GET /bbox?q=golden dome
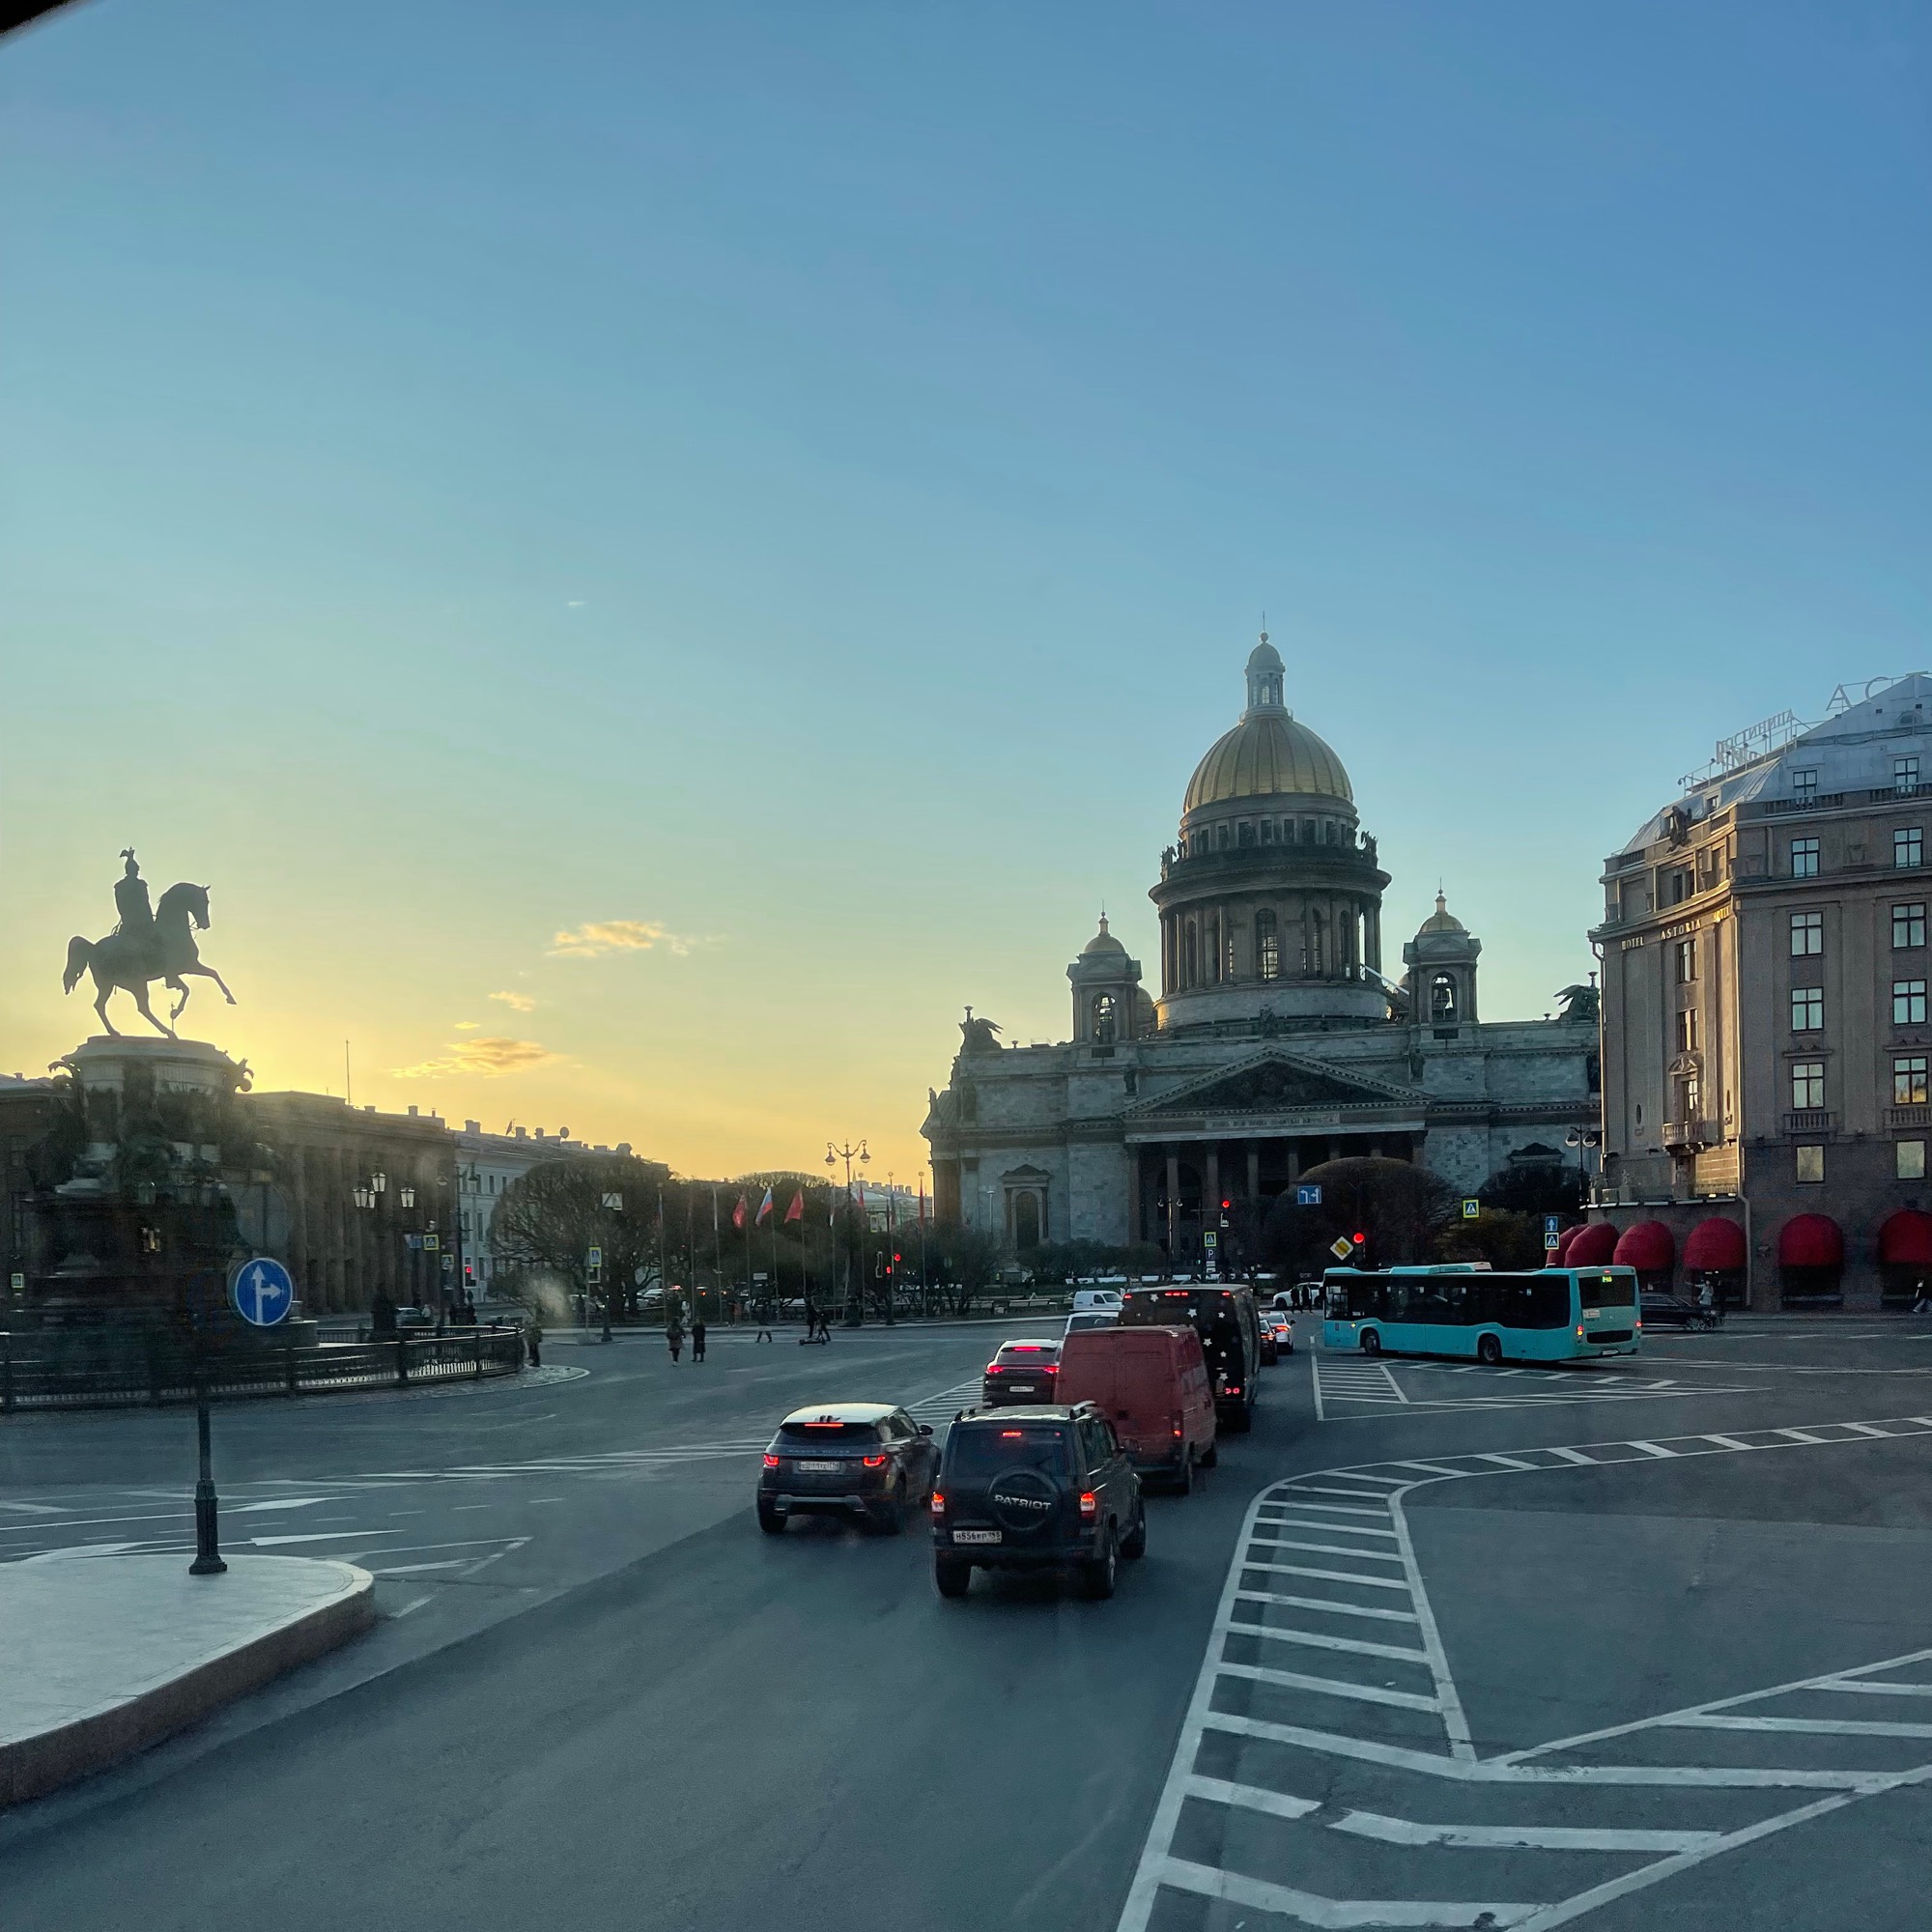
[1183,711,1353,812]
[1418,890,1465,934]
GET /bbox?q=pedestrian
[754,1298,774,1343]
[814,1306,833,1344]
[525,1312,543,1368]
[667,1315,684,1363]
[1914,1276,1932,1315]
[692,1315,707,1363]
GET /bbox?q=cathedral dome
[1417,891,1465,935]
[1181,631,1353,813]
[1080,914,1127,956]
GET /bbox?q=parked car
[1056,1323,1216,1492]
[757,1402,938,1534]
[981,1338,1062,1406]
[931,1402,1144,1599]
[1121,1284,1263,1432]
[1639,1292,1717,1332]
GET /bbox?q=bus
[1321,1264,1641,1365]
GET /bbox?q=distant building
[0,1074,62,1314]
[923,637,1597,1264]
[454,1122,633,1293]
[1591,673,1932,1311]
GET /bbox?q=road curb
[0,1558,375,1810]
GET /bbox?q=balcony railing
[1888,1105,1932,1130]
[1782,1109,1835,1134]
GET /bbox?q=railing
[1888,1105,1932,1129]
[0,1329,525,1413]
[1782,1109,1835,1134]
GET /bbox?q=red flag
[784,1190,804,1224]
[731,1194,748,1230]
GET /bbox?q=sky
[3,1,1928,1183]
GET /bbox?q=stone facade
[1592,673,1932,1311]
[923,639,1599,1263]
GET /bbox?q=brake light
[1225,1384,1241,1397]
[1043,1364,1059,1375]
[1000,1429,1024,1437]
[802,1420,844,1429]
[1575,1325,1585,1338]
[930,1490,945,1516]
[862,1454,888,1467]
[985,1363,1003,1375]
[762,1453,780,1467]
[1173,1424,1182,1436]
[1079,1492,1098,1520]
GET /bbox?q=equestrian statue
[63,849,237,1037]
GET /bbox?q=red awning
[1565,1222,1619,1267]
[1778,1214,1843,1268]
[1682,1217,1747,1272]
[1613,1220,1676,1273]
[1879,1209,1932,1266]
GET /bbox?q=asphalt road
[7,1315,1932,1930]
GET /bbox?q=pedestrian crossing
[1313,1349,1753,1419]
[1118,1411,1932,1931]
[1313,1357,1408,1407]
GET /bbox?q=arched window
[1215,824,1230,850]
[1237,822,1255,847]
[1309,908,1326,976]
[1184,922,1198,987]
[1260,820,1274,843]
[1013,1192,1041,1250]
[1092,993,1118,1043]
[1207,915,1221,982]
[1432,973,1459,1022]
[1257,909,1280,981]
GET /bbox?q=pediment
[1126,1051,1419,1120]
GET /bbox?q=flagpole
[709,1186,720,1326]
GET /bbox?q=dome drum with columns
[923,635,1598,1267]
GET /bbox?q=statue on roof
[1555,981,1599,1026]
[959,1007,1004,1054]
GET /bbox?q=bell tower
[1067,915,1145,1046]
[1404,891,1481,1035]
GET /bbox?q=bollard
[285,1344,298,1395]
[396,1338,410,1386]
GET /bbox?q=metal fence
[0,1327,526,1413]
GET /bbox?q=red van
[1056,1324,1217,1493]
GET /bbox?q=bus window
[1586,1271,1636,1308]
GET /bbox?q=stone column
[1246,1140,1261,1201]
[1165,1145,1179,1255]
[1205,1143,1220,1215]
[1126,1149,1143,1245]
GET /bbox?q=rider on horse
[112,851,162,977]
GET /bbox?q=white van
[1072,1288,1123,1313]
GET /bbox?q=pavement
[4,1314,1932,1929]
[0,1551,372,1808]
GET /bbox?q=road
[6,1315,1932,1929]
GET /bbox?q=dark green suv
[930,1401,1145,1600]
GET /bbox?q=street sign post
[1297,1184,1322,1207]
[228,1256,294,1327]
[1329,1236,1354,1262]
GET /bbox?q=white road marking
[1151,1857,1537,1928]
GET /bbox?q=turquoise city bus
[1321,1264,1641,1365]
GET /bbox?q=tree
[918,1221,1004,1316]
[1476,1162,1582,1219]
[492,1153,670,1321]
[1261,1157,1457,1277]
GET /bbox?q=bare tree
[492,1153,669,1321]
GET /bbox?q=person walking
[813,1304,833,1345]
[754,1297,774,1343]
[801,1297,817,1346]
[667,1313,684,1363]
[525,1312,543,1368]
[691,1315,707,1363]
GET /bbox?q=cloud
[453,1021,481,1031]
[489,989,537,1012]
[392,1037,561,1079]
[548,919,694,959]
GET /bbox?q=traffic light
[1350,1230,1377,1271]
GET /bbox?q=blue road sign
[230,1256,295,1327]
[1544,1214,1561,1236]
[1296,1184,1322,1207]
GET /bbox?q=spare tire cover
[986,1467,1060,1533]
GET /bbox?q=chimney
[408,1105,419,1117]
[465,1120,481,1134]
[515,1126,527,1139]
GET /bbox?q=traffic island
[0,1551,374,1808]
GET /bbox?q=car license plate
[797,1460,841,1473]
[952,1529,1002,1545]
[1007,1383,1037,1395]
[1583,1308,1602,1321]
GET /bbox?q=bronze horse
[63,881,237,1037]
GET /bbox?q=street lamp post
[187,1268,225,1576]
[826,1139,869,1326]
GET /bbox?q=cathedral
[921,637,1599,1264]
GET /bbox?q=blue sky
[3,1,1927,1178]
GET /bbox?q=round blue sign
[230,1255,296,1326]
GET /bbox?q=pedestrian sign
[230,1256,295,1327]
[1296,1183,1322,1207]
[1462,1199,1480,1220]
[1329,1236,1354,1261]
[423,1233,440,1251]
[1203,1231,1219,1249]
[1544,1232,1562,1251]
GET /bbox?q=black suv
[931,1402,1144,1600]
[758,1403,938,1534]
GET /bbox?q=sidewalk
[1,1552,373,1808]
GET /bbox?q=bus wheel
[1360,1329,1381,1356]
[1476,1334,1502,1367]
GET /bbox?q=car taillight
[1575,1325,1585,1338]
[1043,1364,1059,1375]
[1225,1383,1241,1397]
[930,1490,945,1516]
[762,1453,780,1468]
[985,1363,1003,1375]
[862,1454,888,1467]
[1079,1491,1097,1520]
[1173,1424,1182,1436]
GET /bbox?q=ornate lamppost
[826,1139,868,1326]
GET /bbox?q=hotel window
[1895,1056,1930,1105]
[1791,985,1824,1032]
[1896,980,1929,1026]
[1796,1145,1826,1184]
[1256,909,1280,981]
[1790,838,1820,878]
[1790,911,1823,956]
[1791,768,1818,801]
[1790,1062,1825,1109]
[1673,937,1697,983]
[1898,756,1920,796]
[1895,903,1927,950]
[1675,1008,1701,1053]
[1900,1141,1928,1181]
[1898,828,1924,868]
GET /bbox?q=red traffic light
[1220,1198,1232,1211]
[1351,1232,1366,1246]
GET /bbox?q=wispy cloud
[453,1021,481,1031]
[392,1037,561,1079]
[549,919,695,959]
[489,989,537,1012]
